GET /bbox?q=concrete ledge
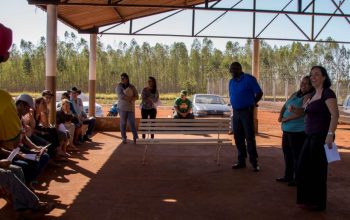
[95,117,140,131]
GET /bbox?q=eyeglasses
[121,77,127,80]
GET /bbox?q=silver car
[192,94,231,117]
[56,91,103,117]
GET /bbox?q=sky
[1,0,350,51]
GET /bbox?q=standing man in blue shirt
[229,62,263,172]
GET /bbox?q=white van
[343,95,350,114]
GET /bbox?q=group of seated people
[0,87,96,217]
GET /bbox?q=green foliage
[1,33,350,96]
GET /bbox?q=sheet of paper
[22,154,38,161]
[6,147,20,162]
[324,142,341,163]
[39,144,51,156]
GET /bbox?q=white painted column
[88,34,97,117]
[252,39,260,133]
[46,4,57,125]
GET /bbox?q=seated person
[34,97,68,161]
[14,94,50,187]
[41,90,53,112]
[56,92,76,115]
[173,90,195,119]
[56,99,80,154]
[69,87,96,141]
[0,89,54,216]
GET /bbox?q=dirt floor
[1,108,350,220]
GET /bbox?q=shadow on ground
[40,140,350,220]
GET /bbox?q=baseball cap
[15,94,34,109]
[180,90,188,96]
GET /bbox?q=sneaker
[232,163,246,169]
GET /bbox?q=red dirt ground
[1,109,350,220]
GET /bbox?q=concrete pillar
[252,39,260,133]
[46,4,57,125]
[88,34,97,117]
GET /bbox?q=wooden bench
[137,118,232,165]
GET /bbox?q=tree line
[0,31,349,96]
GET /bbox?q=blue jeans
[119,110,138,141]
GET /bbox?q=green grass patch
[8,92,186,106]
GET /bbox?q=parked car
[56,91,103,117]
[192,94,231,117]
[343,94,350,114]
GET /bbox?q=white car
[343,95,350,114]
[192,94,231,117]
[56,91,103,117]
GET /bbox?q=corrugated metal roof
[30,0,212,33]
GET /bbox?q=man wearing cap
[12,94,50,184]
[229,62,263,172]
[70,87,96,142]
[173,90,194,119]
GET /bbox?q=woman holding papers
[290,66,339,211]
[276,76,313,186]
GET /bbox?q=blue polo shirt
[229,73,262,110]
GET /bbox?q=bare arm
[325,98,339,148]
[22,136,41,151]
[278,105,286,122]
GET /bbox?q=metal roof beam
[195,0,243,36]
[100,32,350,44]
[28,1,350,18]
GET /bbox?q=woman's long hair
[296,75,314,97]
[310,66,331,89]
[120,73,130,88]
[149,76,157,94]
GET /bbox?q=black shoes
[232,163,246,169]
[232,163,260,172]
[276,177,296,186]
[83,135,92,142]
[276,177,289,182]
[287,180,297,187]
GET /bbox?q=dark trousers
[83,117,96,136]
[281,131,306,181]
[31,130,58,158]
[296,132,328,210]
[173,113,195,119]
[232,107,258,166]
[141,108,157,139]
[13,148,50,184]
